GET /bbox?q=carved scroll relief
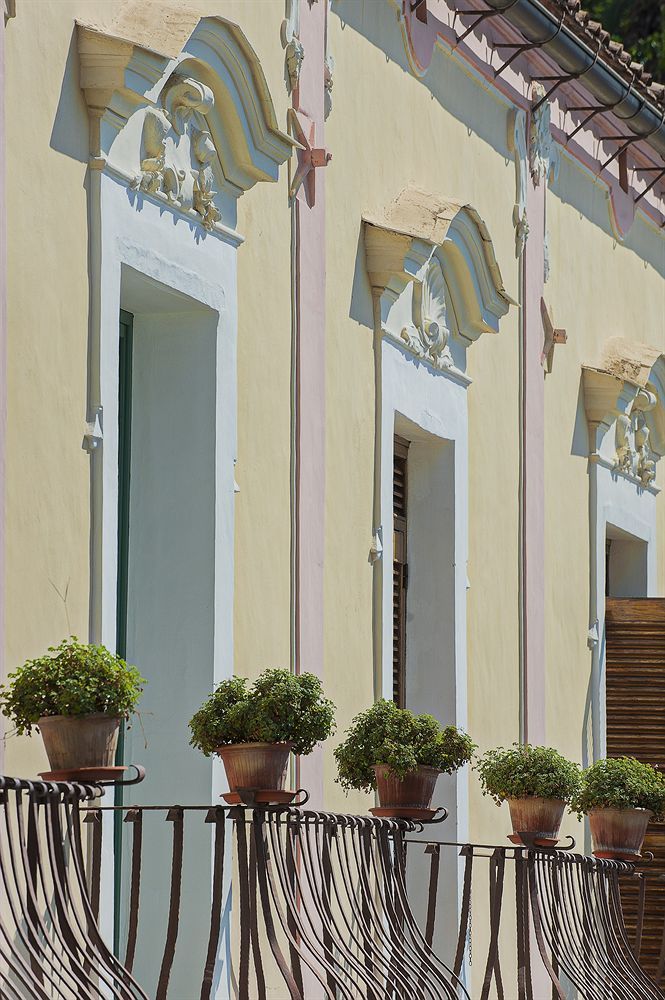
[131,76,222,231]
[509,109,529,258]
[400,259,453,371]
[615,389,658,486]
[529,83,558,186]
[281,0,304,93]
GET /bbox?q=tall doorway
[115,269,220,994]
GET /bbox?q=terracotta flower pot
[38,714,121,771]
[589,807,653,860]
[373,764,440,816]
[506,797,566,847]
[216,742,292,795]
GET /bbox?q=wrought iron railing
[0,775,663,999]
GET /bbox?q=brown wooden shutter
[393,437,409,708]
[606,598,665,980]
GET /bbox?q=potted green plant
[475,743,581,847]
[189,668,335,803]
[0,637,145,778]
[334,699,475,819]
[573,756,665,860]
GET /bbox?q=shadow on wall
[550,155,665,278]
[570,373,590,458]
[349,222,374,330]
[333,0,664,275]
[332,0,514,160]
[49,27,89,165]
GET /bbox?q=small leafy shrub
[475,743,581,806]
[334,699,476,793]
[0,638,145,736]
[573,756,665,821]
[189,668,335,757]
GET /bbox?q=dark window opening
[393,436,409,708]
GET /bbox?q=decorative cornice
[363,187,515,351]
[77,5,294,192]
[363,224,432,298]
[582,339,665,488]
[77,25,135,157]
[363,187,513,379]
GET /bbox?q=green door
[115,309,134,954]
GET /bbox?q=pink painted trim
[293,0,326,809]
[400,0,665,233]
[0,15,7,769]
[522,169,546,744]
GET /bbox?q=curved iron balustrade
[0,775,662,999]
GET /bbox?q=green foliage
[334,699,476,793]
[188,668,336,757]
[0,638,145,736]
[573,756,665,821]
[475,743,581,806]
[584,0,664,81]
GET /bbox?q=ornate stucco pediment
[77,3,293,232]
[363,187,515,378]
[583,338,665,490]
[129,74,221,231]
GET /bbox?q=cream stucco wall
[4,0,664,852]
[217,2,293,683]
[325,2,522,834]
[323,0,664,854]
[4,0,293,778]
[544,154,665,778]
[3,2,665,996]
[5,0,104,777]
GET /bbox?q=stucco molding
[77,6,293,197]
[583,338,665,490]
[281,0,304,94]
[363,187,515,374]
[129,74,221,231]
[508,108,529,258]
[400,257,454,372]
[529,84,559,187]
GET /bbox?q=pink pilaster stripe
[294,0,326,809]
[522,170,546,744]
[0,13,7,769]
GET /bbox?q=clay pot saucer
[370,806,438,822]
[38,765,128,783]
[508,833,559,849]
[593,848,642,861]
[222,789,298,806]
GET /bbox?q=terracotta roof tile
[541,0,665,109]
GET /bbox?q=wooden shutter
[393,437,409,708]
[606,598,665,980]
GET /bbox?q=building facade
[2,0,665,994]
